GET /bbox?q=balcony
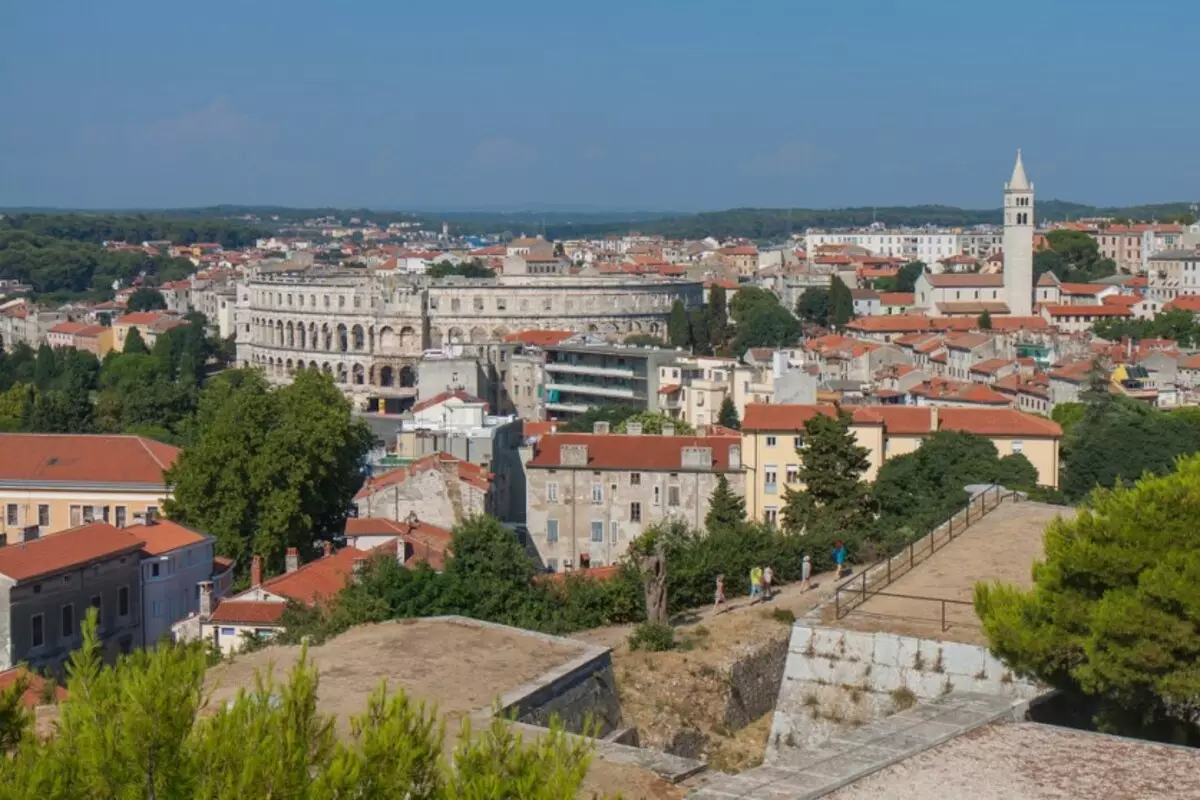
[545,362,638,379]
[544,401,592,414]
[544,382,638,400]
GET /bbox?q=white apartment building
[805,229,960,265]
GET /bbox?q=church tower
[1002,150,1034,316]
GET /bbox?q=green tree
[717,396,740,430]
[1051,402,1086,437]
[667,299,690,348]
[559,404,639,433]
[829,275,855,328]
[0,610,598,796]
[614,412,694,435]
[425,258,495,279]
[978,309,993,330]
[122,326,149,355]
[731,304,801,356]
[729,286,779,323]
[33,344,57,391]
[707,284,730,350]
[975,456,1200,743]
[782,411,872,538]
[126,287,167,312]
[687,306,712,355]
[795,288,831,327]
[164,369,374,575]
[895,260,926,293]
[705,475,746,533]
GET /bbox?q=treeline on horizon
[4,200,1195,243]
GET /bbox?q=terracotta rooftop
[936,407,1062,438]
[410,389,487,414]
[1042,304,1132,318]
[207,600,287,626]
[504,329,576,347]
[1165,295,1200,312]
[924,274,1005,288]
[354,452,491,500]
[129,519,210,556]
[845,315,935,334]
[0,668,68,707]
[743,403,1060,438]
[970,358,1016,375]
[115,312,167,326]
[879,292,915,306]
[261,541,398,607]
[0,523,145,582]
[1059,282,1109,295]
[0,434,178,486]
[48,321,89,335]
[527,433,741,471]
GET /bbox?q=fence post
[941,600,946,632]
[887,556,892,585]
[836,589,840,619]
[861,571,867,604]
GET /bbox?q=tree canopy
[126,287,167,311]
[975,455,1200,743]
[164,369,374,576]
[795,288,831,328]
[1034,229,1118,282]
[782,411,872,539]
[425,259,495,279]
[1094,308,1200,347]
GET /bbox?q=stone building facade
[521,430,745,572]
[235,266,703,408]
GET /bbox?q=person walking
[762,565,774,601]
[833,541,848,578]
[801,554,812,592]
[713,574,726,614]
[749,565,763,604]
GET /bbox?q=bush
[628,622,675,652]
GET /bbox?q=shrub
[890,686,917,711]
[628,622,675,652]
[768,608,796,625]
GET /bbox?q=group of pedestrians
[711,552,816,615]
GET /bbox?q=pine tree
[123,326,149,355]
[688,307,712,355]
[705,474,746,532]
[667,299,691,348]
[717,396,740,430]
[707,285,730,350]
[829,276,855,328]
[978,309,993,330]
[782,411,872,537]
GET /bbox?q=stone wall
[723,636,789,730]
[769,623,1040,757]
[493,635,621,737]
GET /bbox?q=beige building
[740,404,1061,523]
[355,452,492,531]
[111,312,175,352]
[657,356,774,429]
[0,434,179,543]
[523,429,745,572]
[913,273,1008,316]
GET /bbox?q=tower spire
[1008,149,1030,192]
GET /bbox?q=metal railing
[834,485,1020,620]
[839,589,976,632]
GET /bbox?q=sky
[1,0,1195,212]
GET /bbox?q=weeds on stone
[766,608,796,625]
[932,649,944,674]
[912,651,925,671]
[941,677,954,696]
[890,686,917,711]
[1001,671,1014,684]
[803,692,820,707]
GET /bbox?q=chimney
[323,541,334,558]
[285,547,299,573]
[250,555,262,588]
[929,406,939,432]
[662,424,675,437]
[626,421,643,436]
[593,421,610,434]
[198,581,213,620]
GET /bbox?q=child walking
[713,574,726,614]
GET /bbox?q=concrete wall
[769,623,1040,756]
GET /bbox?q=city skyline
[2,0,1195,210]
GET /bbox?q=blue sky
[1,0,1194,211]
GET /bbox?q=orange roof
[115,312,166,326]
[261,541,397,606]
[719,246,757,256]
[129,519,210,556]
[48,321,89,335]
[411,389,486,413]
[344,517,408,537]
[208,600,286,626]
[742,404,838,431]
[1059,283,1108,295]
[0,434,178,486]
[539,565,623,585]
[0,668,67,707]
[924,274,1004,288]
[1102,295,1139,308]
[845,315,935,334]
[527,434,741,471]
[851,406,935,434]
[522,420,560,437]
[970,358,1015,375]
[936,407,1062,438]
[879,292,915,306]
[400,521,454,570]
[74,324,107,338]
[354,452,491,499]
[0,523,145,582]
[213,555,235,575]
[1165,295,1200,312]
[943,333,990,350]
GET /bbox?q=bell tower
[1003,150,1034,316]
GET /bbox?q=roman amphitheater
[235,265,703,404]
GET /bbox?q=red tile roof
[538,565,623,585]
[879,292,915,306]
[527,434,741,471]
[845,315,935,334]
[0,668,67,707]
[0,434,179,486]
[522,420,560,437]
[924,274,1005,288]
[936,407,1062,438]
[504,329,576,346]
[1042,304,1132,318]
[0,523,145,582]
[129,519,209,556]
[260,542,396,607]
[208,600,287,625]
[1102,295,1139,308]
[1059,283,1109,295]
[115,312,167,326]
[410,389,486,414]
[74,324,107,339]
[1165,295,1200,313]
[48,321,89,335]
[743,404,1060,438]
[742,404,838,431]
[354,452,491,499]
[970,358,1015,375]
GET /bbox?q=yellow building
[0,433,179,542]
[111,312,179,353]
[740,404,1061,524]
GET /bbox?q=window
[150,562,160,578]
[611,521,619,543]
[82,506,95,524]
[764,465,778,493]
[547,558,558,572]
[786,464,799,484]
[590,521,604,542]
[102,505,110,523]
[766,436,777,447]
[474,297,484,312]
[147,506,158,518]
[546,482,558,503]
[610,483,617,502]
[630,472,641,485]
[793,436,803,449]
[497,298,507,311]
[451,298,461,312]
[668,486,680,507]
[765,507,779,526]
[546,520,559,543]
[61,604,74,637]
[653,486,661,506]
[630,502,642,522]
[31,614,44,649]
[118,586,130,617]
[91,595,102,626]
[4,504,16,526]
[591,483,603,504]
[38,505,49,527]
[1012,440,1024,454]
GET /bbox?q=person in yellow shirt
[750,566,763,604]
